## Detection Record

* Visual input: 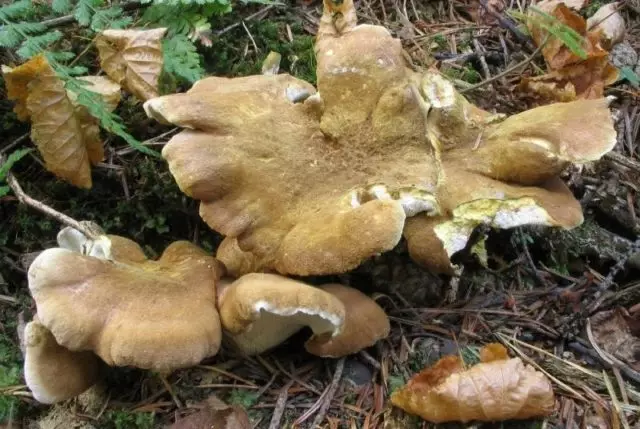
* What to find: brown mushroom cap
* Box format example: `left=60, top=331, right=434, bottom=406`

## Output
left=404, top=74, right=615, bottom=273
left=144, top=0, right=615, bottom=276
left=28, top=233, right=223, bottom=372
left=24, top=320, right=100, bottom=404
left=305, top=284, right=390, bottom=357
left=405, top=175, right=583, bottom=274
left=217, top=273, right=346, bottom=355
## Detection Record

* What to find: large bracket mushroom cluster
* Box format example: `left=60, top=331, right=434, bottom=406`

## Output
left=145, top=0, right=616, bottom=277
left=23, top=0, right=616, bottom=406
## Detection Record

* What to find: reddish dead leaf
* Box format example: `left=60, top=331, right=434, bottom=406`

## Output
left=166, top=396, right=251, bottom=429
left=1, top=55, right=121, bottom=188
left=519, top=57, right=618, bottom=102
left=390, top=343, right=555, bottom=423
left=529, top=4, right=609, bottom=70
left=95, top=28, right=167, bottom=101
left=458, top=0, right=506, bottom=26
left=522, top=3, right=618, bottom=102
left=590, top=308, right=640, bottom=371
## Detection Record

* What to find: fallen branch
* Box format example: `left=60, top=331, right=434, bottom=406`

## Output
left=2, top=156, right=101, bottom=240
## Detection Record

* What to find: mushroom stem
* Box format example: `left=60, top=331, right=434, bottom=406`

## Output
left=2, top=158, right=102, bottom=240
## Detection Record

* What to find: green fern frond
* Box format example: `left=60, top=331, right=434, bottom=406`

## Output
left=0, top=148, right=32, bottom=182
left=162, top=34, right=203, bottom=83
left=510, top=7, right=588, bottom=59
left=0, top=0, right=32, bottom=20
left=16, top=30, right=62, bottom=58
left=90, top=6, right=131, bottom=31
left=52, top=63, right=160, bottom=158
left=74, top=0, right=104, bottom=27
left=0, top=22, right=45, bottom=48
left=52, top=0, right=72, bottom=14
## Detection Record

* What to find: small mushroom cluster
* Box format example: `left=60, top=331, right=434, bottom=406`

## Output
left=24, top=225, right=389, bottom=403
left=22, top=0, right=617, bottom=408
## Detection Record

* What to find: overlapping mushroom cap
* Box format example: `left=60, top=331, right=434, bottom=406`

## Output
left=23, top=319, right=101, bottom=404
left=144, top=0, right=616, bottom=276
left=217, top=273, right=346, bottom=355
left=28, top=227, right=224, bottom=372
left=217, top=273, right=391, bottom=357
left=404, top=80, right=616, bottom=273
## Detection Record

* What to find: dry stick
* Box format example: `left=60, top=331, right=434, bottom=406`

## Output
left=3, top=166, right=100, bottom=240
left=479, top=0, right=535, bottom=50
left=460, top=39, right=546, bottom=93
left=46, top=1, right=144, bottom=29
left=267, top=379, right=294, bottom=429
left=215, top=5, right=276, bottom=37
left=311, top=357, right=346, bottom=428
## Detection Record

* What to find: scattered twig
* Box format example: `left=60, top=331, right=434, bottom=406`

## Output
left=38, top=1, right=145, bottom=29
left=460, top=37, right=546, bottom=93
left=215, top=5, right=276, bottom=37
left=2, top=156, right=101, bottom=240
left=311, top=357, right=346, bottom=428
left=479, top=0, right=535, bottom=50
left=268, top=379, right=294, bottom=429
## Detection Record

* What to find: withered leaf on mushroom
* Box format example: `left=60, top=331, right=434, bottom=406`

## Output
left=28, top=227, right=224, bottom=372
left=144, top=0, right=616, bottom=276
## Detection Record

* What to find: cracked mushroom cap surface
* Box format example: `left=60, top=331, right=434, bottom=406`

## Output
left=404, top=77, right=616, bottom=274
left=24, top=320, right=100, bottom=404
left=217, top=273, right=346, bottom=356
left=145, top=0, right=615, bottom=276
left=304, top=284, right=390, bottom=357
left=28, top=232, right=224, bottom=372
left=143, top=0, right=442, bottom=277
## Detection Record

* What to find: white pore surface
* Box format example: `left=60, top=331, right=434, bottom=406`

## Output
left=230, top=301, right=343, bottom=355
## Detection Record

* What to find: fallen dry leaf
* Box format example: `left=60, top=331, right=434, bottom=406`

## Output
left=67, top=76, right=122, bottom=165
left=519, top=56, right=619, bottom=102
left=95, top=28, right=167, bottom=101
left=2, top=54, right=50, bottom=121
left=533, top=0, right=587, bottom=13
left=587, top=2, right=625, bottom=48
left=529, top=3, right=608, bottom=70
left=1, top=55, right=122, bottom=188
left=166, top=396, right=251, bottom=429
left=589, top=308, right=640, bottom=371
left=390, top=343, right=555, bottom=423
left=522, top=3, right=618, bottom=101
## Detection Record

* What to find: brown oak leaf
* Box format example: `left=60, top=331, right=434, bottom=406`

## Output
left=166, top=396, right=251, bottom=429
left=95, top=28, right=167, bottom=101
left=2, top=55, right=122, bottom=188
left=2, top=54, right=50, bottom=121
left=590, top=308, right=640, bottom=372
left=390, top=343, right=555, bottom=423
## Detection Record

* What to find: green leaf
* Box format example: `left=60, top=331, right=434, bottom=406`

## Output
left=525, top=6, right=588, bottom=59
left=619, top=66, right=640, bottom=88
left=0, top=186, right=9, bottom=197
left=52, top=0, right=72, bottom=14
left=16, top=30, right=62, bottom=58
left=0, top=0, right=32, bottom=20
left=162, top=35, right=203, bottom=83
left=0, top=148, right=33, bottom=181
left=74, top=0, right=104, bottom=26
left=55, top=71, right=160, bottom=158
